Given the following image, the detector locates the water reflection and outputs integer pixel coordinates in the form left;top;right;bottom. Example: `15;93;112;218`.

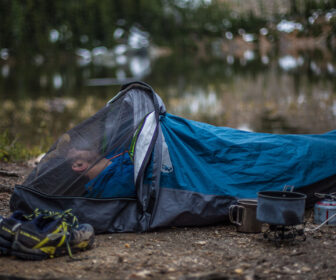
276;20;303;33
278;55;304;71
0;47;335;148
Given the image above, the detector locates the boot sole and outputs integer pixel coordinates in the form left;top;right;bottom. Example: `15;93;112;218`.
11;237;94;260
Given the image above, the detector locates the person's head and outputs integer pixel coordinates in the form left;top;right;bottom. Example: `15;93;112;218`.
67;148;99;173
67;147;110;180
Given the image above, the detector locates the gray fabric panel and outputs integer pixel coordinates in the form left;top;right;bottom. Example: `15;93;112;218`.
146;126;163;225
147;125;163;225
10;186;139;233
136;120;163;230
153;92;166;115
149;187;236;229
134;111;156;181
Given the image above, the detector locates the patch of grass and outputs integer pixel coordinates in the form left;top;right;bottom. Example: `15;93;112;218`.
0;131;44;162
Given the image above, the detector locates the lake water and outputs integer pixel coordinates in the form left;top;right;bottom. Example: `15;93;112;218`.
0;46;335;149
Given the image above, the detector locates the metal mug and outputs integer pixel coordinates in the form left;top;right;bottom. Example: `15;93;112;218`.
229;199;262;233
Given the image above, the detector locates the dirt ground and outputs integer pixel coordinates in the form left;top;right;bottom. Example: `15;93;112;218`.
0;162;336;280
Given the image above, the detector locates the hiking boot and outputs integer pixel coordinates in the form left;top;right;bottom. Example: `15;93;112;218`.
0;208;63;255
11;211;95;260
0;211;31;255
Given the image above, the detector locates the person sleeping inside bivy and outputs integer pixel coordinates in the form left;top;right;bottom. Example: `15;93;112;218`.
67;147;135;198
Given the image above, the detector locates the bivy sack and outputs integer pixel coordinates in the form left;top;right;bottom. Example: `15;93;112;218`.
10;82;336;233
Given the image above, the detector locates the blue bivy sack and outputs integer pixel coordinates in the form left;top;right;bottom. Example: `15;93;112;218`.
10;82;336;233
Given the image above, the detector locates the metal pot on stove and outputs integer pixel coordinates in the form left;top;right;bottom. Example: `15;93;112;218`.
257;186;307;226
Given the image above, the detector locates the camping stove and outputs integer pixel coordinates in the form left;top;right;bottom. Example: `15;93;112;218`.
263;224;306;247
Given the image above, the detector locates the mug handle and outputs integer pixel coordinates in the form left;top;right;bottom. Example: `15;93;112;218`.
229;205;245;226
283;185;294;192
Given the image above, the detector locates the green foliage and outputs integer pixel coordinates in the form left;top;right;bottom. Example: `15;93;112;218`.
0;0;170;57
0;131;44;162
0;0;335;58
0;0;235;56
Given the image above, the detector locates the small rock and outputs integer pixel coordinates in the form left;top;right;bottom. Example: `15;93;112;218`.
167;267;176;272
234;268;244;274
301;266;311;272
133;270;152;278
322;263;328;269
244;273;254;280
195;241;207;245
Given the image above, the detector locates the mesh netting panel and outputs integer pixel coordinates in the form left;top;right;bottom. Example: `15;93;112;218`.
23;87;156;198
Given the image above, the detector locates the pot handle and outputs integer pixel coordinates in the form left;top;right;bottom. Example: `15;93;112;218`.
229;205;244;226
283;185;294;192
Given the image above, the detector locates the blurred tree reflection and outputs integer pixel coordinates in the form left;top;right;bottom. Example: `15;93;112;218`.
1;0;335;58
0;0;336;150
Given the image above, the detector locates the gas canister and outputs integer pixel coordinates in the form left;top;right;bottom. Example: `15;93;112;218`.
314;193;336;226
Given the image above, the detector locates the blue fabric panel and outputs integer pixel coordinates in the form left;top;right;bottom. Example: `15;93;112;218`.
160;113;336;198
